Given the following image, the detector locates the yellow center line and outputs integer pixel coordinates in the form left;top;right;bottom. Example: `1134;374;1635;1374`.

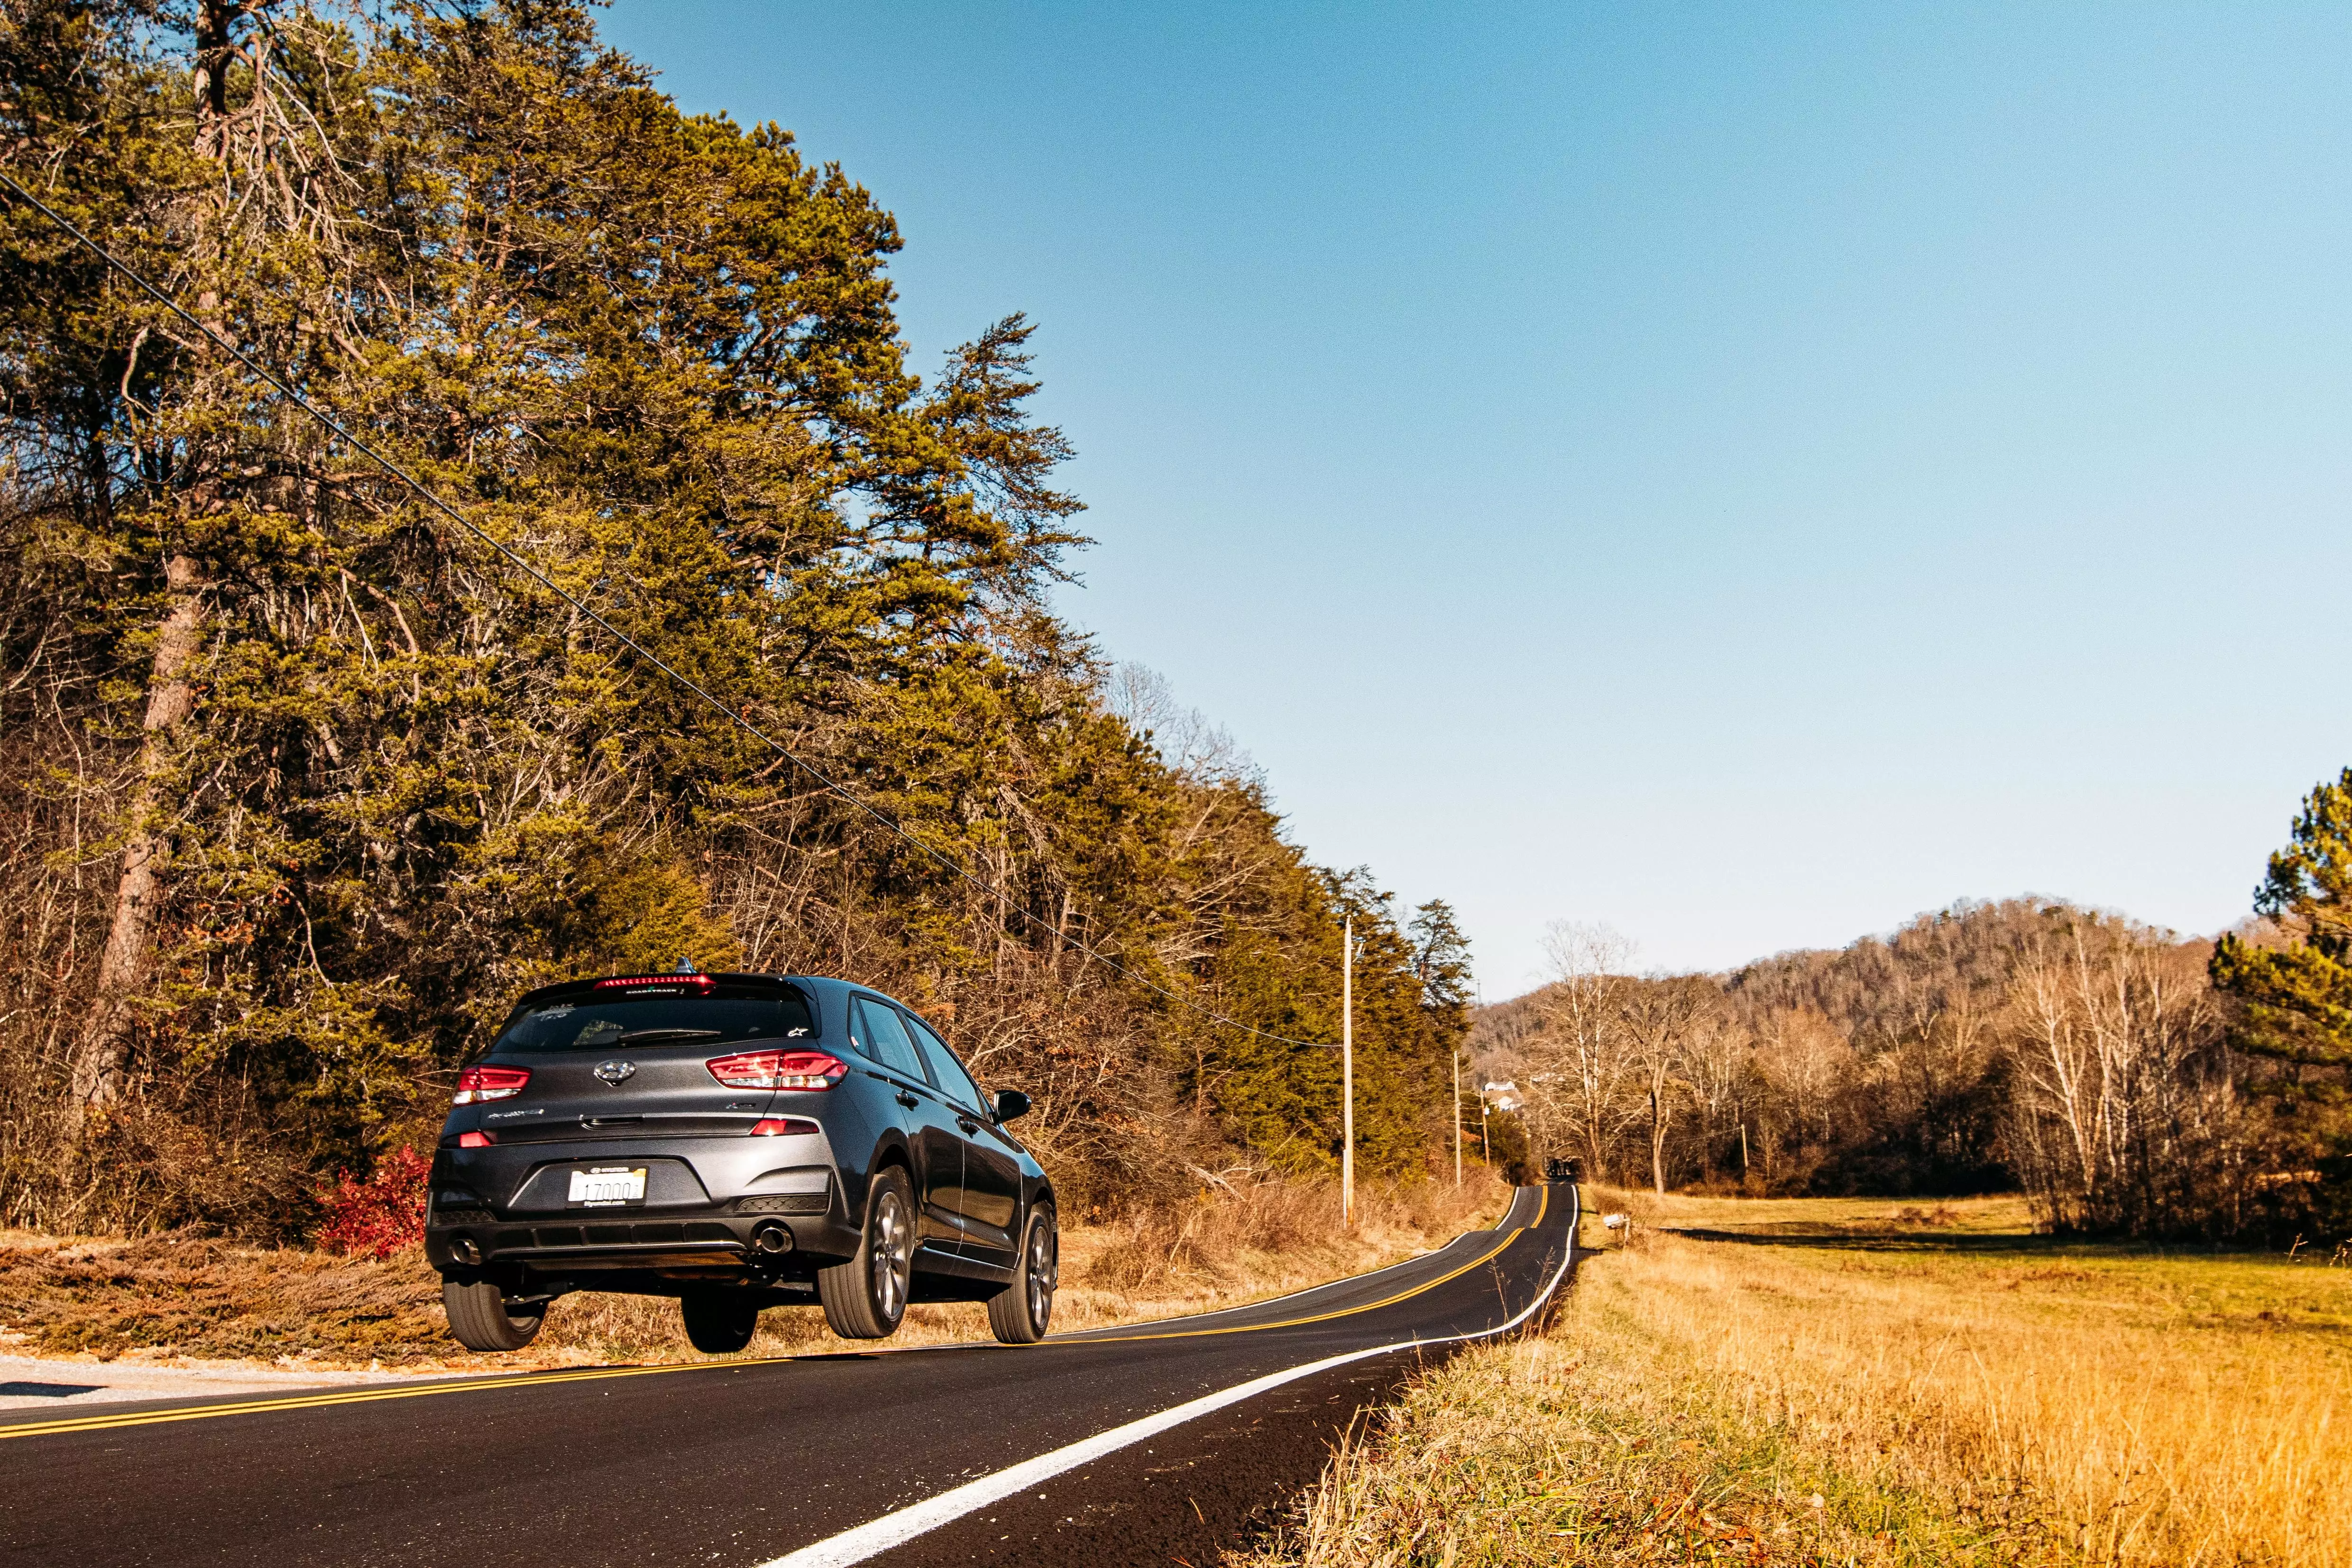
0;1357;753;1441
0;1188;1557;1442
1063;1185;1551;1346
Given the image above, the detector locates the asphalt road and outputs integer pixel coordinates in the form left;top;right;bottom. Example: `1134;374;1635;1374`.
0;1183;1578;1568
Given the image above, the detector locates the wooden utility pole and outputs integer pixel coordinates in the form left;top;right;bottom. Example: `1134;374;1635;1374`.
1452;1050;1462;1187
1341;914;1354;1229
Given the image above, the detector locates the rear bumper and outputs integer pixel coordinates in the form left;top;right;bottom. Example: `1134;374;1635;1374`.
423;1206;860;1281
427;1135;857;1283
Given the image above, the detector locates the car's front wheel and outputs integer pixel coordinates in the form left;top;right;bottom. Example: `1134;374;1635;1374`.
442;1278;544;1352
986;1203;1057;1344
819;1165;915;1339
680;1289;761;1354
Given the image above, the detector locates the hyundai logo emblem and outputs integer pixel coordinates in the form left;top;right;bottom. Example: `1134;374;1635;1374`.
593;1060;637;1086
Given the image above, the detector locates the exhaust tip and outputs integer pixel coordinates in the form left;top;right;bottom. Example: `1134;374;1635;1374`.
750;1220;794;1256
450;1236;484;1266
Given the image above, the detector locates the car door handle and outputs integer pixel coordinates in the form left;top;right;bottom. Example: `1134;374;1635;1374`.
956;1118;980;1134
896;1092;919;1110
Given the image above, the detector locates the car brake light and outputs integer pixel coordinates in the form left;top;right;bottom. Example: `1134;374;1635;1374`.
458;1130;496;1148
594;974;717;992
707;1050;847;1091
750;1117;820;1137
453;1065;531;1105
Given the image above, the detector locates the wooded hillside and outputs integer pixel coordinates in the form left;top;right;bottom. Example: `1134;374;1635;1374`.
0;0;1471;1235
1477;889;2349;1243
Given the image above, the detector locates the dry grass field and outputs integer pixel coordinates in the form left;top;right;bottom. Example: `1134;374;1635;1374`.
1236;1187;2351;1568
0;1171;1508;1372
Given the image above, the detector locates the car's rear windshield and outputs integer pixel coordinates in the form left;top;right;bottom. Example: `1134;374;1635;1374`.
492;990;816;1053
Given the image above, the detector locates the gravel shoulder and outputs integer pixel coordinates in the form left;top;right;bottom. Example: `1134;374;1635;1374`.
0;1350;421;1412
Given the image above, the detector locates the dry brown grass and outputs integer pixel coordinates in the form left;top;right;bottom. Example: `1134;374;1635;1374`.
0;1171;1510;1373
0;1229;448;1366
1235;1186;2352;1568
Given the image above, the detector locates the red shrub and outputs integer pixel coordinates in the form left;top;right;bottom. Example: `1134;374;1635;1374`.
315;1146;432;1259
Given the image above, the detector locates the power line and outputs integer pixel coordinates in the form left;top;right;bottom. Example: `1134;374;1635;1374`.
0;168;1345;1052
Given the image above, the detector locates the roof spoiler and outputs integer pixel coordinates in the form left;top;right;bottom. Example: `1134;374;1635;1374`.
513;972;808;1005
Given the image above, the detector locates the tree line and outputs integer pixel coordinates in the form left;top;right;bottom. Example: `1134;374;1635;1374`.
0;0;1473;1235
1479;779;2352;1244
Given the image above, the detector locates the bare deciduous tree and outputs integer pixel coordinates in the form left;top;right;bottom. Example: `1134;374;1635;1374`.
1619;974;1717;1195
1748;1005;1852;1185
1525;922;1640;1183
2010;918;2235;1233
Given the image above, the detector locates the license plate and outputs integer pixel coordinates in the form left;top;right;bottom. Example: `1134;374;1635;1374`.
567;1165;648;1208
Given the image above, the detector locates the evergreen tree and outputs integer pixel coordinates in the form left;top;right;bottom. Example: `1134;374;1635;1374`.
0;0;1462;1228
2211;769;2352;1073
2210;769;2352;1237
1409;898;1473;1032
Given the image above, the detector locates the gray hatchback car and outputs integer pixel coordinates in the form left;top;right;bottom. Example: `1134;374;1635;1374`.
424;971;1057;1353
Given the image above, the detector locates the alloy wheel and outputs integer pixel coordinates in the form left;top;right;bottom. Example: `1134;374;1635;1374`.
1026;1218;1056;1328
871;1189;911;1318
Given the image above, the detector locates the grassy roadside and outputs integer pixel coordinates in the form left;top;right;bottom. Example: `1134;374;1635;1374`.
1233;1187;2352;1568
0;1171;1508;1372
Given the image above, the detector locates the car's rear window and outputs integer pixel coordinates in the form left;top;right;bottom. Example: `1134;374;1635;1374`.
493;990;816;1053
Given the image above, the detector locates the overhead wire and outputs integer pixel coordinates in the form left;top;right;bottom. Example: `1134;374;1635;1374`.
0;169;1352;1050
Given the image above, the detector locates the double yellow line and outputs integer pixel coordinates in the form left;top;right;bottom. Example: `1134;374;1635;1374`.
0;1357;735;1442
0;1191;1552;1443
1070;1185;1545;1345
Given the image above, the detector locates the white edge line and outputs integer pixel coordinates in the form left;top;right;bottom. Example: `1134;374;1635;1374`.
758;1185;1580;1568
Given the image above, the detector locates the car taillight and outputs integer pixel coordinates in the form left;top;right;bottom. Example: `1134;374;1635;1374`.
707;1050;847;1091
750;1117;820;1137
453;1065;531;1105
458;1130;496;1148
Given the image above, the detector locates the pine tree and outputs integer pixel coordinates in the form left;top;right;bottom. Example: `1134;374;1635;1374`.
0;0;1466;1228
1409;899;1473;1032
2211;769;2352;1071
2210;770;2352;1238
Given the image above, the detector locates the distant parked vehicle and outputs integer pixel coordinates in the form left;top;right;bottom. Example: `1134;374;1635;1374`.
425;972;1057;1354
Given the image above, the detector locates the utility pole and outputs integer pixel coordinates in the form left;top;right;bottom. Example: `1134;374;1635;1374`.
1479;1086;1490;1170
1341;914;1354;1229
1452;1050;1462;1188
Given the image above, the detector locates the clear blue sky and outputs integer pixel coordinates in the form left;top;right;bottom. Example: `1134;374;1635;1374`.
606;0;2352;997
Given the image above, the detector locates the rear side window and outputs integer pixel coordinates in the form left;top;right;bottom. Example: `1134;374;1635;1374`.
907;1017;986;1115
849;998;923;1079
494;990;814;1053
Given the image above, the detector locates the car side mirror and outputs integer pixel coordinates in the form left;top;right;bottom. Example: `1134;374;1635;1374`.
992;1089;1031;1123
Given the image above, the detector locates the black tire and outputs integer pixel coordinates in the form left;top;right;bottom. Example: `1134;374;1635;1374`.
819;1165;914;1339
680;1289;761;1354
987;1203;1057;1345
442;1278;543;1352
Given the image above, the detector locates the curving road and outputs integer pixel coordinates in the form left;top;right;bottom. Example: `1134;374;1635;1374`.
0;1183;1578;1568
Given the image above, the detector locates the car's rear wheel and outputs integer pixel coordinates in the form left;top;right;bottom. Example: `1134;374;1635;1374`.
819;1165;914;1339
680;1289;761;1354
987;1203;1057;1345
442;1278;544;1352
